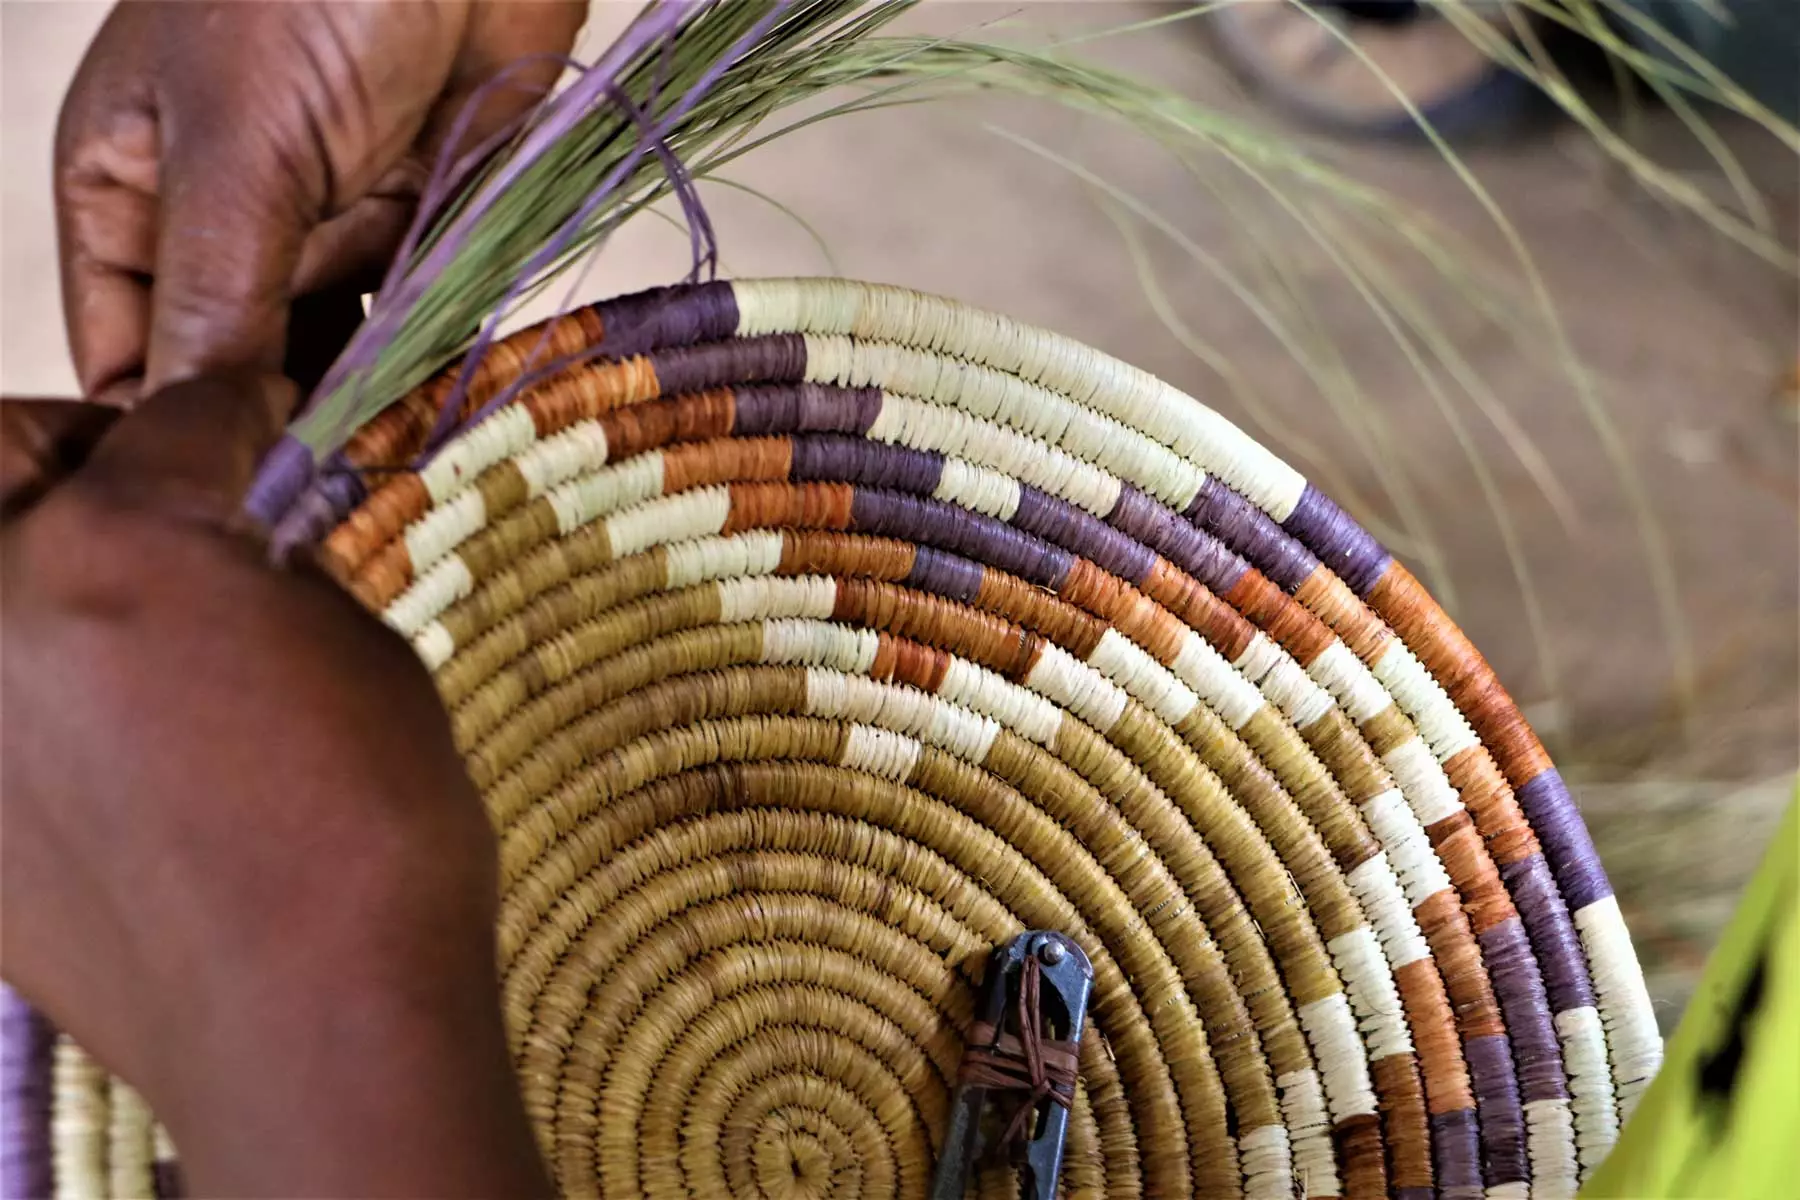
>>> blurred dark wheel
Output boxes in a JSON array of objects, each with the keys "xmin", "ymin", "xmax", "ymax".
[{"xmin": 1203, "ymin": 0, "xmax": 1545, "ymax": 140}]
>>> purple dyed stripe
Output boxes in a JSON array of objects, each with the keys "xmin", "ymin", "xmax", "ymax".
[
  {"xmin": 1465, "ymin": 1034, "xmax": 1528, "ymax": 1186},
  {"xmin": 1478, "ymin": 918, "xmax": 1568, "ymax": 1103},
  {"xmin": 1516, "ymin": 769, "xmax": 1613, "ymax": 911},
  {"xmin": 1, "ymin": 987, "xmax": 52, "ymax": 1200},
  {"xmin": 847, "ymin": 490, "xmax": 1072, "ymax": 590},
  {"xmin": 650, "ymin": 332, "xmax": 807, "ymax": 396},
  {"xmin": 1501, "ymin": 851, "xmax": 1596, "ymax": 1012},
  {"xmin": 1429, "ymin": 1107, "xmax": 1483, "ymax": 1199},
  {"xmin": 152, "ymin": 1159, "xmax": 185, "ymax": 1200},
  {"xmin": 1106, "ymin": 484, "xmax": 1249, "ymax": 594},
  {"xmin": 266, "ymin": 452, "xmax": 368, "ymax": 564},
  {"xmin": 1186, "ymin": 477, "xmax": 1321, "ymax": 592},
  {"xmin": 242, "ymin": 434, "xmax": 318, "ymax": 533},
  {"xmin": 904, "ymin": 546, "xmax": 986, "ymax": 605},
  {"xmin": 595, "ymin": 280, "xmax": 739, "ymax": 355},
  {"xmin": 731, "ymin": 384, "xmax": 880, "ymax": 437},
  {"xmin": 791, "ymin": 437, "xmax": 943, "ymax": 495},
  {"xmin": 1280, "ymin": 483, "xmax": 1393, "ymax": 597},
  {"xmin": 1011, "ymin": 488, "xmax": 1156, "ymax": 584}
]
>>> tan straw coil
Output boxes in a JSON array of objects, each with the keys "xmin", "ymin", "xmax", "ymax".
[{"xmin": 29, "ymin": 279, "xmax": 1660, "ymax": 1200}]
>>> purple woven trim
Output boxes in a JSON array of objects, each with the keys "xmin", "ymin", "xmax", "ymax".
[
  {"xmin": 242, "ymin": 434, "xmax": 318, "ymax": 531},
  {"xmin": 1478, "ymin": 917, "xmax": 1569, "ymax": 1103},
  {"xmin": 847, "ymin": 490, "xmax": 1072, "ymax": 591},
  {"xmin": 903, "ymin": 546, "xmax": 986, "ymax": 605},
  {"xmin": 1465, "ymin": 1033, "xmax": 1528, "ymax": 1187},
  {"xmin": 1185, "ymin": 477, "xmax": 1320, "ymax": 592},
  {"xmin": 791, "ymin": 437, "xmax": 943, "ymax": 495},
  {"xmin": 1012, "ymin": 488, "xmax": 1157, "ymax": 585},
  {"xmin": 1429, "ymin": 1107, "xmax": 1483, "ymax": 1199},
  {"xmin": 1515, "ymin": 769, "xmax": 1613, "ymax": 912},
  {"xmin": 731, "ymin": 384, "xmax": 880, "ymax": 437},
  {"xmin": 152, "ymin": 1159, "xmax": 184, "ymax": 1200},
  {"xmin": 1106, "ymin": 484, "xmax": 1250, "ymax": 594},
  {"xmin": 1, "ymin": 987, "xmax": 52, "ymax": 1200},
  {"xmin": 595, "ymin": 280, "xmax": 739, "ymax": 356},
  {"xmin": 649, "ymin": 332, "xmax": 806, "ymax": 396},
  {"xmin": 267, "ymin": 455, "xmax": 369, "ymax": 564},
  {"xmin": 1501, "ymin": 852, "xmax": 1597, "ymax": 1012},
  {"xmin": 1280, "ymin": 483, "xmax": 1393, "ymax": 598}
]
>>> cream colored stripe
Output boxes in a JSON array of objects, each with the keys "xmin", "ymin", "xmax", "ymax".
[
  {"xmin": 1328, "ymin": 926, "xmax": 1413, "ymax": 1061},
  {"xmin": 716, "ymin": 575, "xmax": 835, "ymax": 624},
  {"xmin": 1524, "ymin": 1097, "xmax": 1579, "ymax": 1200},
  {"xmin": 553, "ymin": 450, "xmax": 666, "ymax": 535},
  {"xmin": 868, "ymin": 393, "xmax": 1123, "ymax": 517},
  {"xmin": 806, "ymin": 334, "xmax": 1204, "ymax": 510},
  {"xmin": 1573, "ymin": 895, "xmax": 1662, "ymax": 1122},
  {"xmin": 1371, "ymin": 640, "xmax": 1481, "ymax": 762},
  {"xmin": 1361, "ymin": 789, "xmax": 1455, "ymax": 907},
  {"xmin": 603, "ymin": 485, "xmax": 728, "ymax": 560},
  {"xmin": 1555, "ymin": 1004, "xmax": 1620, "ymax": 1175},
  {"xmin": 420, "ymin": 405, "xmax": 536, "ymax": 504},
  {"xmin": 1297, "ymin": 992, "xmax": 1378, "ymax": 1120},
  {"xmin": 1088, "ymin": 629, "xmax": 1199, "ymax": 727},
  {"xmin": 1308, "ymin": 640, "xmax": 1397, "ymax": 725},
  {"xmin": 1382, "ymin": 738, "xmax": 1463, "ymax": 828},
  {"xmin": 106, "ymin": 1078, "xmax": 154, "ymax": 1200},
  {"xmin": 1172, "ymin": 631, "xmax": 1264, "ymax": 730},
  {"xmin": 733, "ymin": 278, "xmax": 1305, "ymax": 517},
  {"xmin": 932, "ymin": 456, "xmax": 1020, "ymax": 520},
  {"xmin": 839, "ymin": 724, "xmax": 923, "ymax": 782},
  {"xmin": 759, "ymin": 618, "xmax": 878, "ymax": 675},
  {"xmin": 52, "ymin": 1039, "xmax": 107, "ymax": 1200},
  {"xmin": 803, "ymin": 669, "xmax": 1000, "ymax": 763},
  {"xmin": 1276, "ymin": 1068, "xmax": 1341, "ymax": 1198},
  {"xmin": 515, "ymin": 418, "xmax": 609, "ymax": 498},
  {"xmin": 403, "ymin": 486, "xmax": 486, "ymax": 575},
  {"xmin": 665, "ymin": 531, "xmax": 785, "ymax": 589},
  {"xmin": 1346, "ymin": 853, "xmax": 1431, "ymax": 970},
  {"xmin": 1239, "ymin": 1124, "xmax": 1295, "ymax": 1200}
]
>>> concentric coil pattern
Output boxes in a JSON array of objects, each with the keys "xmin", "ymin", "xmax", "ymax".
[{"xmin": 33, "ymin": 280, "xmax": 1660, "ymax": 1199}]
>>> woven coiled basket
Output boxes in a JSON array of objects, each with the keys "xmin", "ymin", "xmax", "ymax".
[{"xmin": 9, "ymin": 278, "xmax": 1661, "ymax": 1199}]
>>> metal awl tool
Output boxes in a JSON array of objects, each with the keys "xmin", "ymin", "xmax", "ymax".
[{"xmin": 930, "ymin": 930, "xmax": 1095, "ymax": 1200}]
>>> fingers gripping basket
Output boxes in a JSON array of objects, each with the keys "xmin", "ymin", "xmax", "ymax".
[{"xmin": 19, "ymin": 279, "xmax": 1660, "ymax": 1199}]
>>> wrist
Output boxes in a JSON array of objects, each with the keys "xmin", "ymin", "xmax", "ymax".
[{"xmin": 150, "ymin": 953, "xmax": 548, "ymax": 1198}]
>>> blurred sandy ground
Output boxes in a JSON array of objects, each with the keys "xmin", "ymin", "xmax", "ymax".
[{"xmin": 4, "ymin": 1, "xmax": 1795, "ymax": 1028}]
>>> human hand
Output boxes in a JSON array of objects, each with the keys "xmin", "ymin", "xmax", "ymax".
[
  {"xmin": 0, "ymin": 379, "xmax": 549, "ymax": 1197},
  {"xmin": 56, "ymin": 0, "xmax": 586, "ymax": 403}
]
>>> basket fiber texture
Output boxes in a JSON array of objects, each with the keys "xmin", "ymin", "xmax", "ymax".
[{"xmin": 8, "ymin": 279, "xmax": 1661, "ymax": 1200}]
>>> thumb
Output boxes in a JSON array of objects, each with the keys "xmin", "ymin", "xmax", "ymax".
[{"xmin": 76, "ymin": 374, "xmax": 298, "ymax": 524}]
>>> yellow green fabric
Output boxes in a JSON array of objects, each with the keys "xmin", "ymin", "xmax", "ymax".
[{"xmin": 1583, "ymin": 786, "xmax": 1798, "ymax": 1197}]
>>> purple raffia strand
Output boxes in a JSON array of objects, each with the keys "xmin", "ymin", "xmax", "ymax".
[
  {"xmin": 246, "ymin": 3, "xmax": 705, "ymax": 530},
  {"xmin": 242, "ymin": 5, "xmax": 701, "ymax": 533},
  {"xmin": 375, "ymin": 53, "xmax": 585, "ymax": 304},
  {"xmin": 314, "ymin": 60, "xmax": 574, "ymax": 454},
  {"xmin": 611, "ymin": 81, "xmax": 720, "ymax": 284},
  {"xmin": 302, "ymin": 0, "xmax": 704, "ymax": 431},
  {"xmin": 246, "ymin": 0, "xmax": 792, "ymax": 534},
  {"xmin": 411, "ymin": 33, "xmax": 720, "ymax": 458},
  {"xmin": 414, "ymin": 0, "xmax": 789, "ymax": 458},
  {"xmin": 1, "ymin": 985, "xmax": 53, "ymax": 1200}
]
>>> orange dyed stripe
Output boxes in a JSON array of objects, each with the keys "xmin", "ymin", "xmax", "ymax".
[
  {"xmin": 724, "ymin": 483, "xmax": 853, "ymax": 535},
  {"xmin": 662, "ymin": 438, "xmax": 792, "ymax": 494},
  {"xmin": 598, "ymin": 389, "xmax": 736, "ymax": 460}
]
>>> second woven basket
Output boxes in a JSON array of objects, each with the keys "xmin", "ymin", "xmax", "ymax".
[{"xmin": 41, "ymin": 278, "xmax": 1662, "ymax": 1200}]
